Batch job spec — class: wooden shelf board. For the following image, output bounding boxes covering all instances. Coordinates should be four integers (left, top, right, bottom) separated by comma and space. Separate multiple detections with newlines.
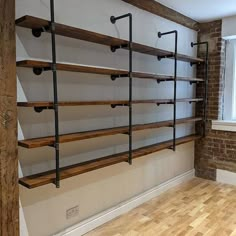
17, 60, 203, 82
133, 72, 203, 82
16, 15, 204, 63
17, 60, 128, 76
18, 117, 202, 148
17, 98, 203, 108
19, 134, 201, 188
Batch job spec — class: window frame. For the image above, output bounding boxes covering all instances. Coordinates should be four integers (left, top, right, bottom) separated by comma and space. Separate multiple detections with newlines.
223, 39, 236, 121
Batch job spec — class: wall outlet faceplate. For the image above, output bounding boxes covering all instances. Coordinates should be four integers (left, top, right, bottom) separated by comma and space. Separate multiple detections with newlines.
66, 205, 79, 219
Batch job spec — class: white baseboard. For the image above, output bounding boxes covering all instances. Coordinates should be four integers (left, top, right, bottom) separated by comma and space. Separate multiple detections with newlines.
217, 169, 236, 186
54, 169, 194, 236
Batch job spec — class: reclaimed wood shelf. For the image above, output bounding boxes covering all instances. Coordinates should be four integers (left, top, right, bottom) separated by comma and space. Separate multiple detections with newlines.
16, 15, 204, 64
17, 98, 203, 108
19, 134, 200, 188
17, 60, 203, 82
19, 117, 202, 149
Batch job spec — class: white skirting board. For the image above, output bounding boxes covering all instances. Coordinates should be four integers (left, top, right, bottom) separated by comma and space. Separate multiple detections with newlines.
54, 169, 195, 236
217, 169, 236, 186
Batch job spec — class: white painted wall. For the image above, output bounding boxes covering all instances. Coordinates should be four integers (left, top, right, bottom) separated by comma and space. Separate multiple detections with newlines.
16, 0, 197, 235
156, 0, 236, 23
217, 169, 236, 186
222, 15, 236, 39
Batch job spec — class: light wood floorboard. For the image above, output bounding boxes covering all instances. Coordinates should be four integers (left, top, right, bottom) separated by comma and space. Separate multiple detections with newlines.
85, 178, 236, 236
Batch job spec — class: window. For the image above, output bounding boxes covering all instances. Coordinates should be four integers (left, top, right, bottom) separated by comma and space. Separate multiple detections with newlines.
224, 39, 236, 121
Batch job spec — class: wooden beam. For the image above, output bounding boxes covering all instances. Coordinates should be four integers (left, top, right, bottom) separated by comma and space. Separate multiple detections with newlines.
122, 0, 199, 31
0, 0, 19, 235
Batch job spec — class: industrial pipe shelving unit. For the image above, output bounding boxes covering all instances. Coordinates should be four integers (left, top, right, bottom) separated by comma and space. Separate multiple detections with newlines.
16, 0, 208, 189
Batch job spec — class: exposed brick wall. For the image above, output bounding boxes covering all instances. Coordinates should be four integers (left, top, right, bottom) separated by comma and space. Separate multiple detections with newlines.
196, 20, 225, 120
195, 20, 236, 180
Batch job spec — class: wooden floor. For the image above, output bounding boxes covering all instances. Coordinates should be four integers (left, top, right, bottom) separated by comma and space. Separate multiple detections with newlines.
85, 178, 236, 236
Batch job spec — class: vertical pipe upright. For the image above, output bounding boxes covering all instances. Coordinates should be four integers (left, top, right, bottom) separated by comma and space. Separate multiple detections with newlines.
158, 30, 178, 151
50, 0, 60, 188
203, 43, 209, 137
173, 32, 178, 151
129, 14, 133, 164
110, 13, 133, 164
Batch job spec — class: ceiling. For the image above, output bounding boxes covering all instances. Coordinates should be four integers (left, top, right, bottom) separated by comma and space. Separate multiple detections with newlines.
155, 0, 236, 22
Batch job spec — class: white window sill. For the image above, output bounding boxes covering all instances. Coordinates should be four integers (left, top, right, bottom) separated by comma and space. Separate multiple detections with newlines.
212, 120, 236, 132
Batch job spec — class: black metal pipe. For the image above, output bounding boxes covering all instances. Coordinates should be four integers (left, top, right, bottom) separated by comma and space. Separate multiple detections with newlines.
110, 13, 132, 24
50, 0, 60, 188
111, 13, 133, 165
34, 106, 54, 113
204, 43, 209, 137
111, 44, 129, 52
191, 41, 208, 47
173, 32, 178, 151
129, 14, 133, 165
191, 41, 209, 137
111, 74, 129, 81
158, 30, 178, 151
158, 30, 178, 38
157, 53, 174, 61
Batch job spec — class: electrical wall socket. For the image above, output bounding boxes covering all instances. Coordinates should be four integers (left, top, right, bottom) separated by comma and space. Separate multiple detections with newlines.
66, 205, 79, 220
